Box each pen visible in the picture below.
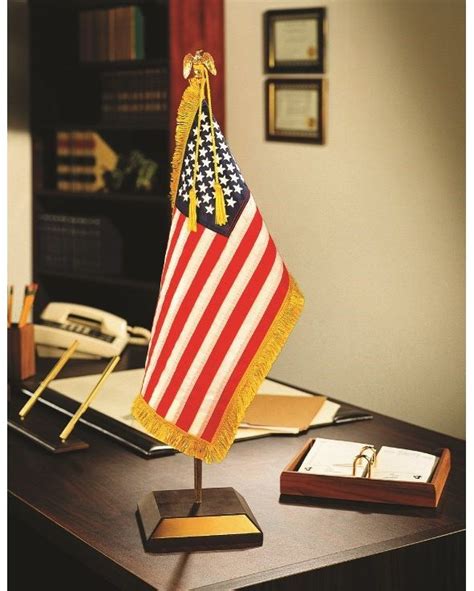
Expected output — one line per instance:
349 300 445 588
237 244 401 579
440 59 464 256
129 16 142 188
59 355 121 442
333 411 373 425
7 285 14 328
19 340 79 419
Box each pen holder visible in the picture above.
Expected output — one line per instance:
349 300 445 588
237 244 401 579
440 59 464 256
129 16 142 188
8 323 36 382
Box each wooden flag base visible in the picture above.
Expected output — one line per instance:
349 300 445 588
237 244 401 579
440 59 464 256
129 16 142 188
8 392 89 454
137 487 263 552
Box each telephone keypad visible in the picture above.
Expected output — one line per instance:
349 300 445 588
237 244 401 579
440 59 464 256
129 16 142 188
42 320 115 343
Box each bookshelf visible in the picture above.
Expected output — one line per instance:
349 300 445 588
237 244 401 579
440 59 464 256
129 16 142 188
30 0 172 327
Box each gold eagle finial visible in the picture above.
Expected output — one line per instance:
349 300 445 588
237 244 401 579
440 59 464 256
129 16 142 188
183 50 217 79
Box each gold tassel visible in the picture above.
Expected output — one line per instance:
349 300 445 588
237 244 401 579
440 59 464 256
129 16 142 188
188 186 198 232
131 276 304 463
170 78 202 210
214 182 227 226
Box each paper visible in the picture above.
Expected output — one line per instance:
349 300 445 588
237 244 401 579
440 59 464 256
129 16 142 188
275 88 318 132
313 400 340 426
50 368 150 435
241 394 326 433
371 446 438 483
298 438 374 477
274 19 318 62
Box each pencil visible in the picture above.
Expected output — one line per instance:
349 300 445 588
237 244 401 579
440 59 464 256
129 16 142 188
7 286 14 328
18 283 38 328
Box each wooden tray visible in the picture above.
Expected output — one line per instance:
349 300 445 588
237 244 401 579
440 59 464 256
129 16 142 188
280 438 451 508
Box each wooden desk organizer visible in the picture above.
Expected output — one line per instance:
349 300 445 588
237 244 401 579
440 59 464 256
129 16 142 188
8 323 36 382
280 438 451 508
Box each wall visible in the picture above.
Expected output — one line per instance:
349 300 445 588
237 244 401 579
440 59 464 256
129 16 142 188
7 1 465 437
8 0 32 321
225 0 465 437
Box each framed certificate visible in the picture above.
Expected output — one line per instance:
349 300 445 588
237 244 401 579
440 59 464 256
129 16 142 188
265 79 325 144
264 8 326 73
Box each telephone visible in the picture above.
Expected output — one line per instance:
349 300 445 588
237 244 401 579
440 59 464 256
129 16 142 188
34 302 151 359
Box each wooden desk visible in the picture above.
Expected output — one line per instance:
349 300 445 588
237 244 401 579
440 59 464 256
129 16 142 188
9 347 465 591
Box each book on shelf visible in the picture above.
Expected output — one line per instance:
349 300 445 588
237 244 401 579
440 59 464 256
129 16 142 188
100 67 168 122
38 213 123 276
79 5 145 63
56 131 118 193
56 131 71 192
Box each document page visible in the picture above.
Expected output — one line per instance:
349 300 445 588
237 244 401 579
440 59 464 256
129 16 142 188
298 438 374 477
371 446 438 482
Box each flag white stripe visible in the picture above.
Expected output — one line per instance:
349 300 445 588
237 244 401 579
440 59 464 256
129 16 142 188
190 256 284 436
159 223 270 420
143 227 215 393
145 199 257 408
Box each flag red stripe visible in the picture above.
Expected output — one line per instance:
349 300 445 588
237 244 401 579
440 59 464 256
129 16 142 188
143 223 205 400
201 268 290 441
160 212 185 288
143 212 185 374
144 232 227 400
175 238 278 432
154 212 264 416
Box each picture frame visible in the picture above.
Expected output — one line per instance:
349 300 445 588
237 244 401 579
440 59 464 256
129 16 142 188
265 79 325 144
264 7 326 74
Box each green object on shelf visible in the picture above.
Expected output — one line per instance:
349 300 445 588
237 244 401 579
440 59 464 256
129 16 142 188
104 150 159 193
137 160 158 191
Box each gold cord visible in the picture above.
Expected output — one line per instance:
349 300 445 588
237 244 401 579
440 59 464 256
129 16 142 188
187 68 206 231
186 65 227 231
203 68 227 226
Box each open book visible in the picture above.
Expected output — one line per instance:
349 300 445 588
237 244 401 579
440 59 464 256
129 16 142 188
299 438 439 483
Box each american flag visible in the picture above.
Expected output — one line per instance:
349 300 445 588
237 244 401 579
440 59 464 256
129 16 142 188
133 93 304 463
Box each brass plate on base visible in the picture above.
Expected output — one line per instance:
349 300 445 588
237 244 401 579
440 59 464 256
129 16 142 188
8 394 89 454
137 487 263 552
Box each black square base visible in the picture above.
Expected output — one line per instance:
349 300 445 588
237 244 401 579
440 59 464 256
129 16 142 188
137 487 263 552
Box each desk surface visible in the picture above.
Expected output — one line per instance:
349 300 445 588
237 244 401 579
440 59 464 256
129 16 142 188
9 347 465 591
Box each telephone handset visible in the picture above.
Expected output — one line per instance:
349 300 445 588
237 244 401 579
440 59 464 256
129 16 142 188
34 302 151 359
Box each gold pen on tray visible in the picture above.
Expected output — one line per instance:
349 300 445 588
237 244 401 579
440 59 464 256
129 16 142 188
18 283 38 328
19 340 79 419
7 285 14 327
59 355 121 442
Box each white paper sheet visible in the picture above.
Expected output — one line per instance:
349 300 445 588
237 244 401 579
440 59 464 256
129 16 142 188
298 437 374 477
371 446 438 482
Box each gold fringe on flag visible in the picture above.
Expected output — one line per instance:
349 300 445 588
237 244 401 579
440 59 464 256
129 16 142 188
132 276 304 463
170 77 202 210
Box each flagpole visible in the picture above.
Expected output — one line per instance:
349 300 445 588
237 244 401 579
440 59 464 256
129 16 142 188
194 458 202 504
